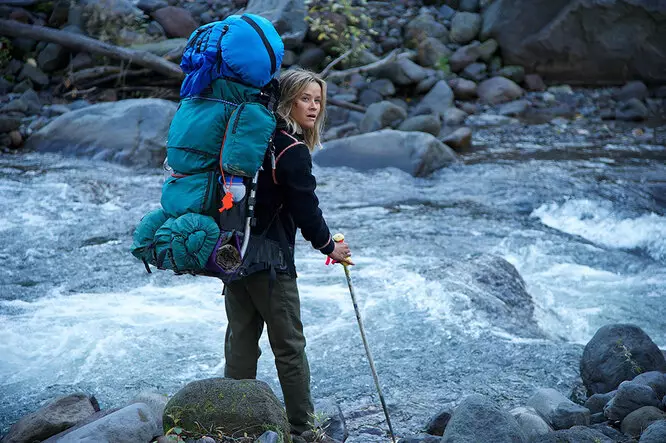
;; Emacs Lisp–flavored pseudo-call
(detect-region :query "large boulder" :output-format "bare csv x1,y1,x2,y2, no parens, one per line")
580,324,666,395
477,76,524,104
620,406,665,438
55,403,160,443
509,406,553,442
481,0,666,85
441,394,528,443
25,99,177,168
163,378,290,440
1,394,96,443
360,101,407,133
245,0,307,47
413,80,455,117
640,420,666,443
315,129,457,177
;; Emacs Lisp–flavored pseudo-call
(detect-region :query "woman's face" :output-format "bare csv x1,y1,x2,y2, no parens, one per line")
290,81,322,130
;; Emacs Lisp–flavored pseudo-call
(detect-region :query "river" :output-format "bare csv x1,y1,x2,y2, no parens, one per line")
0,119,664,440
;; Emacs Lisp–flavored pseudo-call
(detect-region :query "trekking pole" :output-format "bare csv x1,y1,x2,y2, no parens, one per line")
332,233,397,443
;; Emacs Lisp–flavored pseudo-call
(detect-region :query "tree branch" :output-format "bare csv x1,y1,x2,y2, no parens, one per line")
323,49,416,81
327,97,366,113
0,19,184,80
319,48,353,78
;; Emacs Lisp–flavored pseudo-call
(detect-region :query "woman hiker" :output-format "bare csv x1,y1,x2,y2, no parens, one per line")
223,68,353,438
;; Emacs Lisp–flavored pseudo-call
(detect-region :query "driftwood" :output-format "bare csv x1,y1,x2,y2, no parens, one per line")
323,49,416,81
327,97,366,113
319,48,353,78
0,19,184,80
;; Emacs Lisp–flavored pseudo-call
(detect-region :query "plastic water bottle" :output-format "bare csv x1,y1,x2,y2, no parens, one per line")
224,175,246,202
162,158,173,183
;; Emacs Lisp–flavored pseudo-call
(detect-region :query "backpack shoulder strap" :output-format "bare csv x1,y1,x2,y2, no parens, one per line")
272,130,307,185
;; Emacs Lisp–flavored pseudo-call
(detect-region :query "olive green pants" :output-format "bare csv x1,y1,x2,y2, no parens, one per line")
224,271,314,434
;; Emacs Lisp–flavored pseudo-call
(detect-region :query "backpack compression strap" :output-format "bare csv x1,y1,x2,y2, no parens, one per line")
272,130,307,185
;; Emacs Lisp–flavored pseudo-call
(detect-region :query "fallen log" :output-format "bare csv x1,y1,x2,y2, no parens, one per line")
0,19,184,80
327,97,366,113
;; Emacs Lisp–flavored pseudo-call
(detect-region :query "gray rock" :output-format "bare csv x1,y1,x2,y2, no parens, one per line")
0,77,12,95
589,423,625,440
441,107,469,126
25,99,177,167
315,129,457,177
527,388,590,430
640,420,666,443
151,6,198,38
298,47,326,69
450,12,482,44
439,5,456,19
245,0,307,47
398,115,441,136
0,115,22,133
589,412,606,424
136,0,168,13
498,65,526,84
415,76,440,95
1,99,28,114
18,63,49,89
417,37,453,68
367,79,396,97
604,381,661,421
1,394,96,443
465,113,519,126
18,89,42,115
509,406,552,442
481,0,666,84
459,0,480,12
314,398,348,443
524,74,546,91
449,42,481,72
360,101,407,133
584,391,616,414
441,127,472,151
374,58,429,86
128,391,168,432
413,80,455,116
37,42,69,72
425,409,452,436
536,426,613,443
631,371,666,401
477,76,524,104
448,78,477,100
581,324,666,395
405,13,449,48
497,99,529,117
256,430,280,443
56,403,159,443
621,406,666,438
164,378,289,439
397,435,440,443
357,89,383,107
460,62,487,82
616,98,649,121
442,394,527,443
323,122,358,141
615,80,649,102
477,38,498,62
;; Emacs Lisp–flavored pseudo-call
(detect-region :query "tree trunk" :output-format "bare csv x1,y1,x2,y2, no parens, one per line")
0,19,184,80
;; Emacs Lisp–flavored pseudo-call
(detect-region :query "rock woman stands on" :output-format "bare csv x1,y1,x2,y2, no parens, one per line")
223,68,353,436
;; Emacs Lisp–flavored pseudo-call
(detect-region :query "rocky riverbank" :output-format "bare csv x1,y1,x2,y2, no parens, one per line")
1,0,665,167
2,324,665,442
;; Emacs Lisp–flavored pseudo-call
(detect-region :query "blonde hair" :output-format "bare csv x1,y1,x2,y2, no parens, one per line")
277,69,327,151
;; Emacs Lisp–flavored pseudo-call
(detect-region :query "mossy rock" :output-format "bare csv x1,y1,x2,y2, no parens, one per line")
163,378,290,441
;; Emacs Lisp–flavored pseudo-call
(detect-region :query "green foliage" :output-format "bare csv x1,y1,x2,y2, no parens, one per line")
616,340,643,375
82,3,151,46
435,56,450,74
305,0,375,59
307,411,330,442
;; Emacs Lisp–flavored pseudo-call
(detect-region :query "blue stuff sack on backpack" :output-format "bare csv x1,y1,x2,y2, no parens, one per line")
180,13,284,97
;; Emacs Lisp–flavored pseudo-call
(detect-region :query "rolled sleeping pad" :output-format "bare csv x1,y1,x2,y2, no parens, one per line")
170,213,220,271
130,207,169,265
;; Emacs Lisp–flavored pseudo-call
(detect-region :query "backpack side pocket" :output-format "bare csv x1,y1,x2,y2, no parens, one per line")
161,171,218,218
221,102,276,177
